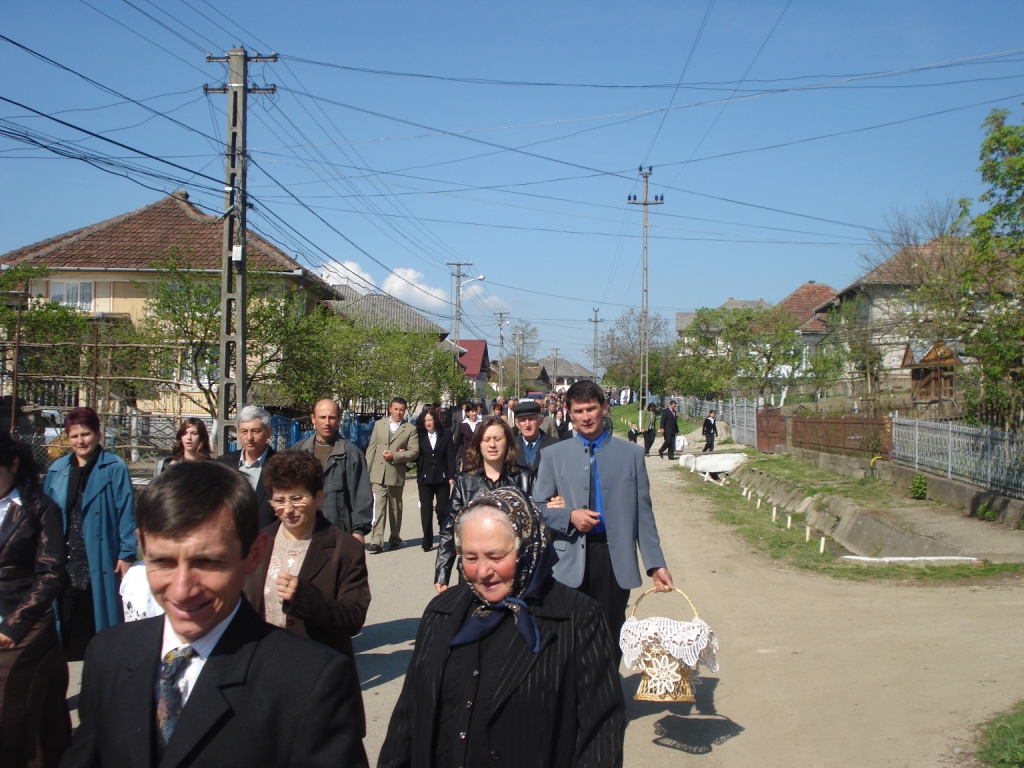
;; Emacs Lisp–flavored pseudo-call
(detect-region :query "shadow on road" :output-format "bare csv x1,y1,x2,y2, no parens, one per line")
354,617,421,691
357,649,414,691
623,676,743,754
354,617,421,653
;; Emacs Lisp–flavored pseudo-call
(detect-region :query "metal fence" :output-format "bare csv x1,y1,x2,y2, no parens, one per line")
679,396,758,447
892,417,1024,500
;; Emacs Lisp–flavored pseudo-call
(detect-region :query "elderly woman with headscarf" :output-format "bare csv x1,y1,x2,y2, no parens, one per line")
379,487,625,768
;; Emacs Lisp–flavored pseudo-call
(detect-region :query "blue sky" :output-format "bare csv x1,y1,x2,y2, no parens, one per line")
2,1,1023,366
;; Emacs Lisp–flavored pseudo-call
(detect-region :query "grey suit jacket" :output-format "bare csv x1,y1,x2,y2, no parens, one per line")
534,434,667,590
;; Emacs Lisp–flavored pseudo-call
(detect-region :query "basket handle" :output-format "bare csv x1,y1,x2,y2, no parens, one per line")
629,587,700,620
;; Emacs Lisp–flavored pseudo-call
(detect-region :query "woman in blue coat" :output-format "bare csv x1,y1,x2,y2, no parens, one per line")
44,407,136,659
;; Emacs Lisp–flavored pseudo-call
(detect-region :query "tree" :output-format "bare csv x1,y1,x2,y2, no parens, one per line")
509,319,540,362
889,111,1024,427
668,308,737,398
140,248,338,418
596,308,668,390
719,305,801,397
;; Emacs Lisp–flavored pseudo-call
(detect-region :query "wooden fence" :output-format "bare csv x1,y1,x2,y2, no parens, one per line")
792,415,891,459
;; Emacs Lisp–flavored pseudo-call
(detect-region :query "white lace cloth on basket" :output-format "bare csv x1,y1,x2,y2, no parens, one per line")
619,615,719,673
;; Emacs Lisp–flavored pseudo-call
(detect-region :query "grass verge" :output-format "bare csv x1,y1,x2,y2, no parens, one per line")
743,450,898,508
675,465,1023,582
978,700,1024,766
608,404,698,438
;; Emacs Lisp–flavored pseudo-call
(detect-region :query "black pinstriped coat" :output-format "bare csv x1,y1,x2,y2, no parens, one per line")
378,579,625,768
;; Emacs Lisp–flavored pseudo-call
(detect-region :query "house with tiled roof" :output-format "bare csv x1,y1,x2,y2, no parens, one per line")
776,281,837,345
535,356,593,393
457,340,491,395
813,236,967,392
0,191,338,415
676,298,771,338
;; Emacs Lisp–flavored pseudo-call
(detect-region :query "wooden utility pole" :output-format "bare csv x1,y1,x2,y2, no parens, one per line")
206,48,276,454
628,167,662,427
551,347,559,393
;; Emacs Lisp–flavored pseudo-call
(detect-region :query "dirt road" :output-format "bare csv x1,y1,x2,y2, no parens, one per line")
68,457,1024,766
355,459,1024,767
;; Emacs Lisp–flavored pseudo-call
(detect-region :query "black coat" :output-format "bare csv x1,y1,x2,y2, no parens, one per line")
416,428,457,485
60,599,368,768
702,417,718,437
378,579,625,768
513,432,559,476
660,407,679,437
434,469,532,586
216,447,277,529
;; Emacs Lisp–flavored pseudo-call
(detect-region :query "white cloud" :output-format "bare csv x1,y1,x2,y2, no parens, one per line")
463,282,511,313
382,267,450,312
319,260,375,293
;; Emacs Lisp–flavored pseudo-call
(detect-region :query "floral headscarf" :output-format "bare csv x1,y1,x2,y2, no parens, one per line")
450,487,553,652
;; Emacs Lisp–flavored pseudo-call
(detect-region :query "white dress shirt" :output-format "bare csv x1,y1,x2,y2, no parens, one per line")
157,599,241,708
0,486,20,528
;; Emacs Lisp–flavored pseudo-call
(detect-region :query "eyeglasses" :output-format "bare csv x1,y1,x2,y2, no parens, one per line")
270,494,313,510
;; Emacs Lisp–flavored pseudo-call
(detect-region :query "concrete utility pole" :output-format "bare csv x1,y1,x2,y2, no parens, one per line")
446,261,482,354
495,312,509,393
589,308,603,382
206,48,276,455
628,167,663,429
551,347,559,393
512,332,522,397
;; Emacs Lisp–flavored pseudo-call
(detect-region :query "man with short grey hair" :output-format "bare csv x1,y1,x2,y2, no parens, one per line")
216,405,276,528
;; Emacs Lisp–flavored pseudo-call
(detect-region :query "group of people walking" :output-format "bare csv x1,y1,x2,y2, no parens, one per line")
1,382,680,767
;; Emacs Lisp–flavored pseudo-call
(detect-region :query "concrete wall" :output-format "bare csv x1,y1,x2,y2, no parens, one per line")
777,445,1024,529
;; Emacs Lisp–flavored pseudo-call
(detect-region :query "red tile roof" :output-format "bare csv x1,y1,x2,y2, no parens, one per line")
0,191,323,282
777,281,837,333
458,340,489,378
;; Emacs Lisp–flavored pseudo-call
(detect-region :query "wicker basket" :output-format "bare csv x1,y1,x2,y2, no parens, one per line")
627,587,705,703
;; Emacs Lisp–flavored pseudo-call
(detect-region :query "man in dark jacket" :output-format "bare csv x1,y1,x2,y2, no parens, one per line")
658,400,680,460
293,399,373,541
702,409,718,453
216,405,276,529
61,462,368,768
512,400,558,480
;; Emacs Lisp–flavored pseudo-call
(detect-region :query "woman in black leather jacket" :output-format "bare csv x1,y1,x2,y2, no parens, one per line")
433,416,531,591
0,431,72,767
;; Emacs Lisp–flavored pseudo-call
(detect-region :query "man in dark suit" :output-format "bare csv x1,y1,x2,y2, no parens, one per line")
512,400,558,482
658,400,680,461
216,405,276,529
702,409,718,453
534,380,674,658
60,461,368,768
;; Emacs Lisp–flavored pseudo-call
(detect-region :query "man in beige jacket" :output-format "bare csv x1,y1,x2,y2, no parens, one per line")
366,397,420,553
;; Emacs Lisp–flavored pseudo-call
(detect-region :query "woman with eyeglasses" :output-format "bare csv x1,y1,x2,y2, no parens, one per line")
243,450,370,663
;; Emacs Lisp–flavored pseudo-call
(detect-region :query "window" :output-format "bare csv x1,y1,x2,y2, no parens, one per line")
50,281,93,311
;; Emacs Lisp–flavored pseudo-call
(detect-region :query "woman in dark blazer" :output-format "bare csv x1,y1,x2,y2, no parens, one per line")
415,407,456,552
379,487,624,768
243,450,370,661
0,431,71,768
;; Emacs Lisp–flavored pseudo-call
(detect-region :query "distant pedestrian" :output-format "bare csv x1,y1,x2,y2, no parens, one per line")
643,402,658,457
658,400,680,461
415,407,456,552
216,406,276,530
454,402,481,471
293,399,374,541
366,397,420,553
702,409,718,453
155,417,212,476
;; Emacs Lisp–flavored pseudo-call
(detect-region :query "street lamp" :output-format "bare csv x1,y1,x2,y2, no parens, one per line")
454,274,484,352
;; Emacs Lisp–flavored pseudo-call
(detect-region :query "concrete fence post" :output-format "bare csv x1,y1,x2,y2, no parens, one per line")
947,420,953,479
914,419,919,470
986,426,994,491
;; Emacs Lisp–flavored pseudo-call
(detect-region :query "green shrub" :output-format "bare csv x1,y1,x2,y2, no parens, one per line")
978,504,1000,522
909,473,928,500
